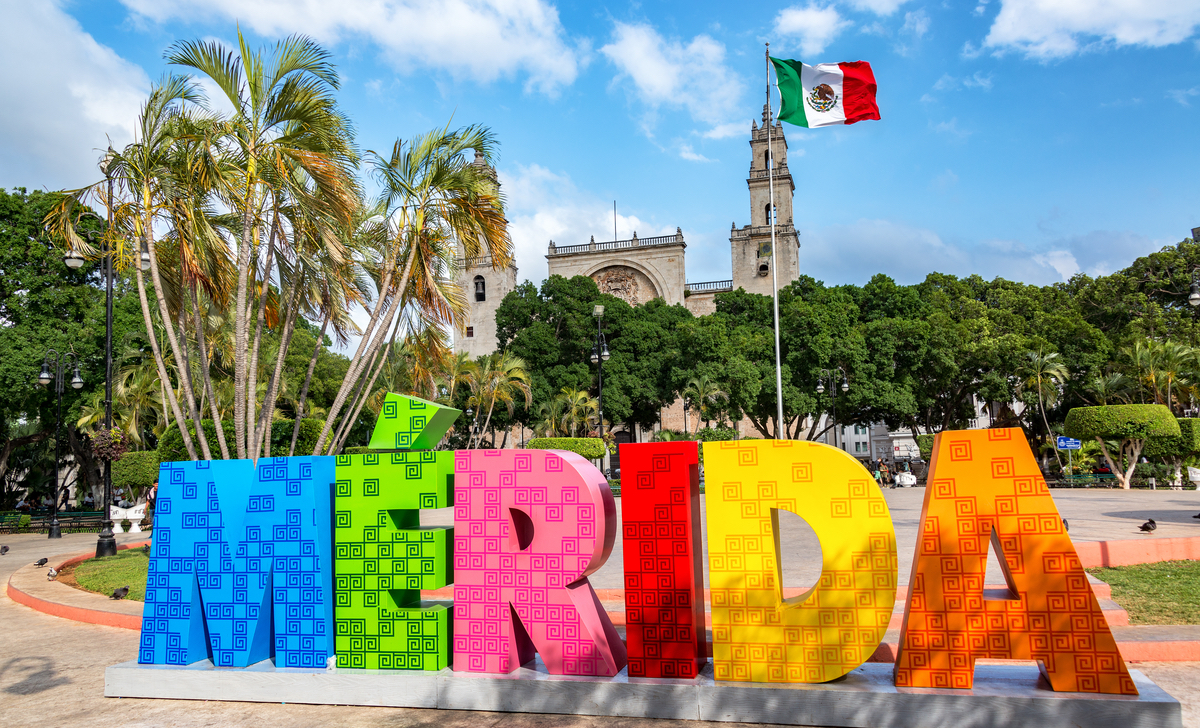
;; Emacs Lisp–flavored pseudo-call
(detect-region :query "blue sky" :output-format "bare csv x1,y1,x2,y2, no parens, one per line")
3,0,1199,291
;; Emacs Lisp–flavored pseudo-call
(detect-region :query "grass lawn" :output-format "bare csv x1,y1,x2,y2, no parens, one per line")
73,548,149,601
1088,560,1200,625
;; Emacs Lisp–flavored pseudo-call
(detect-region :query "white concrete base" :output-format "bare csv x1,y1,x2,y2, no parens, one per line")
105,659,1181,727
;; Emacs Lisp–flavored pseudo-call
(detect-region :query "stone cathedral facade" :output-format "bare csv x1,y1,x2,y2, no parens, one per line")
454,107,800,358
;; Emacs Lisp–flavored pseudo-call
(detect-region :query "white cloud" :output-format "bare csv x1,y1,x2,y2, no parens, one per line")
797,220,1160,286
963,71,994,89
931,117,971,139
1031,250,1079,280
776,4,852,57
845,0,911,15
901,9,930,38
119,0,582,94
0,1,149,190
600,22,744,135
499,164,676,285
702,122,749,139
678,144,712,162
983,0,1200,59
1168,86,1200,106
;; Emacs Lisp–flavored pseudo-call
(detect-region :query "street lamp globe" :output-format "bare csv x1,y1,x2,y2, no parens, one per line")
70,368,84,389
1189,280,1200,307
64,250,85,269
38,362,52,386
841,378,849,393
601,345,610,361
816,381,825,394
591,350,599,364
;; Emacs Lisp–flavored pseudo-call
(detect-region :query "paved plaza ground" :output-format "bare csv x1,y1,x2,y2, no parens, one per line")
3,487,1200,727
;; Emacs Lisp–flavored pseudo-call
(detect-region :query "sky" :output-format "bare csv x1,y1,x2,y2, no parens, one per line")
2,0,1199,296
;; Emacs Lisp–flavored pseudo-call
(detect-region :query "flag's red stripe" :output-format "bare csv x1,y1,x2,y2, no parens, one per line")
839,61,880,125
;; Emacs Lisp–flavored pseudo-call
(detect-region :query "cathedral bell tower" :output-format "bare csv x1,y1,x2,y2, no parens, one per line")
730,105,800,295
453,150,518,359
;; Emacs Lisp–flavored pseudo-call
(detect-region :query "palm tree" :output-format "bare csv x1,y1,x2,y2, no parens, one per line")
167,31,359,460
465,351,532,449
1015,349,1069,470
682,374,727,430
312,124,511,455
1085,372,1134,406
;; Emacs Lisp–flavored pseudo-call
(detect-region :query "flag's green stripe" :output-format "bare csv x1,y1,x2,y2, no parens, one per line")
770,57,808,128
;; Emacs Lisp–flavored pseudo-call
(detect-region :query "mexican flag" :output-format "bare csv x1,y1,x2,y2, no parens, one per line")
769,58,880,128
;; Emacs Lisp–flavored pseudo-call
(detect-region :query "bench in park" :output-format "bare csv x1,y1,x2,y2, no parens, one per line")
0,512,23,533
1058,473,1118,488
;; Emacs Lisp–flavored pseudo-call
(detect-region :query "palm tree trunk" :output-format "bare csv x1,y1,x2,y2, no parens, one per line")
192,289,230,459
134,240,196,460
314,245,416,455
255,276,304,459
335,344,395,453
233,184,258,460
331,343,386,453
1038,388,1062,470
290,311,331,456
146,225,212,460
246,214,279,461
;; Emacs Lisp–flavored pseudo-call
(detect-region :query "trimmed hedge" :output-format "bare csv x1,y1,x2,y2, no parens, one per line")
526,437,607,460
158,418,327,462
112,450,161,492
1144,419,1200,459
916,434,935,460
1064,405,1180,441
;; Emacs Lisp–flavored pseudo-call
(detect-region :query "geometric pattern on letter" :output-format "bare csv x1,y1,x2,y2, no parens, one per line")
894,428,1138,695
452,449,627,676
140,457,336,669
334,450,454,670
620,441,706,678
704,439,898,683
367,392,462,451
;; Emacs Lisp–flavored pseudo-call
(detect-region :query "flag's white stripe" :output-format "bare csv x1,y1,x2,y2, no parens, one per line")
800,62,846,128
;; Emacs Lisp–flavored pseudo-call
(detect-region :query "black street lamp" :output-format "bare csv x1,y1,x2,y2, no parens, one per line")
37,350,83,539
1188,270,1200,308
591,305,610,445
816,367,849,450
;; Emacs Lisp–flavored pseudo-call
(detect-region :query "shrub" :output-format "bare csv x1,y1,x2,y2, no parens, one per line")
1064,405,1180,440
916,434,935,460
695,427,737,442
1144,419,1200,459
526,437,607,460
112,450,161,498
158,419,326,461
341,446,375,455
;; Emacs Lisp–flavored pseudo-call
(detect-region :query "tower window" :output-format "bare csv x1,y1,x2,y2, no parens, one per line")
474,275,486,302
758,262,769,277
465,326,474,338
764,203,773,226
764,150,771,169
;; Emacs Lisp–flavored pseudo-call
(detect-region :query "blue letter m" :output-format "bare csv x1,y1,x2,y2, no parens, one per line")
139,457,335,668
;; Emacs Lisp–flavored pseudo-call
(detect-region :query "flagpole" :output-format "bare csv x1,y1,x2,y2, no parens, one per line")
766,44,784,439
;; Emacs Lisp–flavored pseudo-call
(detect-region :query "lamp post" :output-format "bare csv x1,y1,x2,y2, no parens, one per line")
37,351,83,538
1188,270,1200,308
591,305,611,474
816,367,849,450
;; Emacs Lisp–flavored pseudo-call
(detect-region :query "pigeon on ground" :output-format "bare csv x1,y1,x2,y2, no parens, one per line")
46,568,58,581
0,544,8,555
142,544,151,556
34,557,48,567
110,586,129,600
1139,518,1158,533
1193,513,1200,519
1063,519,1069,532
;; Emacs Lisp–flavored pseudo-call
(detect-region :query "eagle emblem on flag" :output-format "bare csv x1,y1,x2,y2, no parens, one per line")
807,83,838,113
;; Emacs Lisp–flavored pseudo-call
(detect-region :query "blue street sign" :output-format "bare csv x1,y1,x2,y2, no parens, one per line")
1056,436,1082,450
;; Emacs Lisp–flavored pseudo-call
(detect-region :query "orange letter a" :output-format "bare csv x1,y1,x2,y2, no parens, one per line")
894,428,1137,695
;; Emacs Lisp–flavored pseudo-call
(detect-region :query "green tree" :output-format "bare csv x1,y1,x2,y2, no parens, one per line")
1064,404,1180,489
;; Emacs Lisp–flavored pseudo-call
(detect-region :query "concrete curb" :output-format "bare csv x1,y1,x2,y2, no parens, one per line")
5,540,149,631
1075,535,1200,568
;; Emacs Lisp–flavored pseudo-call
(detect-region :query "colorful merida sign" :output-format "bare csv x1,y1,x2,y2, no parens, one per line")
139,394,1137,695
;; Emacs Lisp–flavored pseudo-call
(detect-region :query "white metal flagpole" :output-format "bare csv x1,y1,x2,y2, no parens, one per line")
766,43,784,438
